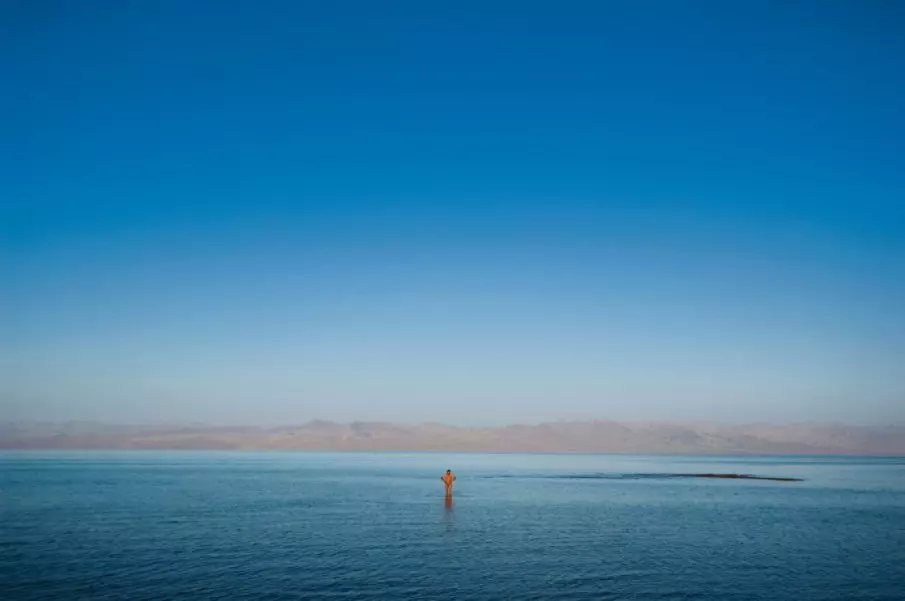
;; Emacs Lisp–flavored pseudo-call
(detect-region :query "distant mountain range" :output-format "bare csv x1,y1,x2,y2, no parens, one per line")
2,420,903,455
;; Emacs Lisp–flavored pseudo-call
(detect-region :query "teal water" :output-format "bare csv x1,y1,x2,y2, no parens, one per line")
2,452,904,600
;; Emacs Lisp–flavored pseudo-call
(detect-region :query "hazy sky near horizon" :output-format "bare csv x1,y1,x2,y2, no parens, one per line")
3,1,904,426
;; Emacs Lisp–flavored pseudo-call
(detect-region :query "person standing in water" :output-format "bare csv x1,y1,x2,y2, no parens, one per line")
441,469,456,496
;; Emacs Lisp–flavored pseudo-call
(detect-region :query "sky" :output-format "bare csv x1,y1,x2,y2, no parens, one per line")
2,1,904,426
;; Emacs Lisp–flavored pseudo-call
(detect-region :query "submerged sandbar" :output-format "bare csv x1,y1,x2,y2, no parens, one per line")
684,473,803,482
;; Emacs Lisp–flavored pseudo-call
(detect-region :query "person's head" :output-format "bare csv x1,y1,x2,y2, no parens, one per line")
446,469,451,474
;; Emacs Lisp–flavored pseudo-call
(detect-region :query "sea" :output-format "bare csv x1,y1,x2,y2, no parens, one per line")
2,451,903,600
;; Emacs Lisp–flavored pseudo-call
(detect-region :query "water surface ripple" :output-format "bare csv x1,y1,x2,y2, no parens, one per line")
2,452,903,600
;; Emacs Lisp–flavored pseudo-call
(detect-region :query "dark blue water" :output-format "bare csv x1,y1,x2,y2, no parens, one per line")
3,452,904,600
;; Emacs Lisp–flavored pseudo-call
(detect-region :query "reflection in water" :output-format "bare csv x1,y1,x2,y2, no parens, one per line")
443,495,454,532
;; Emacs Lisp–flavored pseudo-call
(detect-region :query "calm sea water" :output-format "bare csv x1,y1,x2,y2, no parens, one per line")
2,452,904,600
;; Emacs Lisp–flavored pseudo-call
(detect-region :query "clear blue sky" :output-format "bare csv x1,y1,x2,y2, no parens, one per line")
3,1,903,425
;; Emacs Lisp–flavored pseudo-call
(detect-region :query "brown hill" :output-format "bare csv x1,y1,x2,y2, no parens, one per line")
1,420,903,454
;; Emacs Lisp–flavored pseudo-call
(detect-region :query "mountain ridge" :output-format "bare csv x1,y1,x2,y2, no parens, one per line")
2,420,903,455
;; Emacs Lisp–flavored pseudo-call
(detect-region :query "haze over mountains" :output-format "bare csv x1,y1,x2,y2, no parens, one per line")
2,420,903,455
